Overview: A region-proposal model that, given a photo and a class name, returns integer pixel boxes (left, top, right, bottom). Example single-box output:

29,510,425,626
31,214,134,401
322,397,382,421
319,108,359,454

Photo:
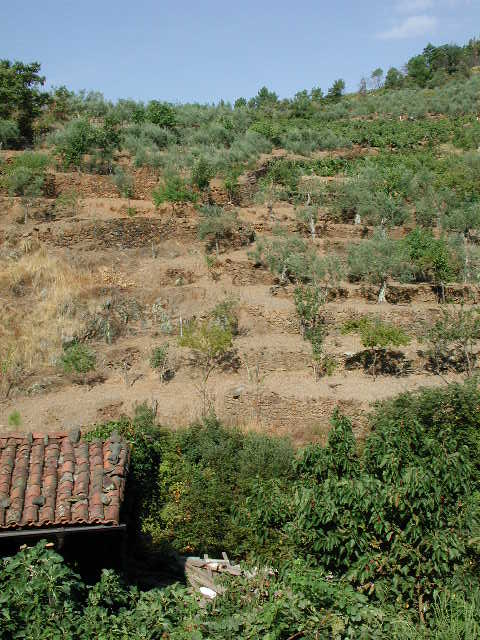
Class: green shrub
51,118,97,168
152,173,196,209
191,156,214,190
7,410,21,426
143,416,294,556
197,205,249,253
112,166,134,198
0,119,20,148
341,315,410,377
1,151,50,196
145,100,176,128
422,305,480,375
60,343,96,374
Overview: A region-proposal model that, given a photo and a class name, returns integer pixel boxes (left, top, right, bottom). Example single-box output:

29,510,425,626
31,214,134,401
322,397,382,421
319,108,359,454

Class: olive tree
348,232,413,303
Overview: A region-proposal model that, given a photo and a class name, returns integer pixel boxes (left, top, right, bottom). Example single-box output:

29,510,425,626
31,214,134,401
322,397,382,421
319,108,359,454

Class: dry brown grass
0,246,100,394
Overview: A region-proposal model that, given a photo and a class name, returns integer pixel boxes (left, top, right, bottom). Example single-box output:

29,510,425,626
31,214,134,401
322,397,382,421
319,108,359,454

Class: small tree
294,285,336,379
2,152,49,223
191,156,214,191
348,232,413,303
197,205,248,254
371,67,384,89
403,228,459,301
326,78,346,101
113,166,134,211
145,100,176,128
441,203,480,283
178,319,233,415
0,60,49,142
422,306,480,376
295,203,319,240
150,344,171,382
342,316,410,378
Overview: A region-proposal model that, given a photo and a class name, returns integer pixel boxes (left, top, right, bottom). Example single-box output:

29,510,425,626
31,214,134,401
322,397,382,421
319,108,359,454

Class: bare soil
0,157,475,444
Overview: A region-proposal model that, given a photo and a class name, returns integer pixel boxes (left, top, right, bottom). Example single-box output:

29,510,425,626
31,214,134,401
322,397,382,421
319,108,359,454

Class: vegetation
4,34,480,640
342,315,411,378
60,343,96,374
3,382,480,637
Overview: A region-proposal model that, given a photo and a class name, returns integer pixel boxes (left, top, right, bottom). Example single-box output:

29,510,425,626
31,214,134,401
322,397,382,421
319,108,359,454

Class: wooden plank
0,524,127,539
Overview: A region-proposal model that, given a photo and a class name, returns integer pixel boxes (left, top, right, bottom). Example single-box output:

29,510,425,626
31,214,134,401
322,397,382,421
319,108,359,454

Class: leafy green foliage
60,343,96,374
152,173,196,209
143,416,294,556
84,403,166,529
112,166,134,198
348,231,413,301
0,119,20,148
1,151,49,196
251,228,342,286
403,228,459,285
145,100,176,128
197,205,250,252
342,315,410,377
7,409,21,426
150,344,169,370
0,60,49,142
422,305,480,375
191,155,214,190
52,117,120,171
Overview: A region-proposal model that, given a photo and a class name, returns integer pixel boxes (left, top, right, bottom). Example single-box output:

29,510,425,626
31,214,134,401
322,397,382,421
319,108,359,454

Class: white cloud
396,0,435,12
378,14,438,39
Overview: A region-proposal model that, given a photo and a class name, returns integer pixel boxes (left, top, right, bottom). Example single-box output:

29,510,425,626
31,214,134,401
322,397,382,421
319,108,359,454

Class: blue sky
1,0,479,103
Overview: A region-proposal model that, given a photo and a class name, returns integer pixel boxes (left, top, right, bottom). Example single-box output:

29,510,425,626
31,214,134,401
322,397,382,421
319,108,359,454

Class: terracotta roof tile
0,431,130,530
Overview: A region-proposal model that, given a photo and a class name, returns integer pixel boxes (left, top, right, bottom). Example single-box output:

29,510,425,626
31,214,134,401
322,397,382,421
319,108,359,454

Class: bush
191,156,214,190
197,205,250,253
51,118,97,168
1,151,50,196
152,173,196,209
422,305,480,375
60,343,96,374
0,119,20,148
145,101,176,128
143,416,294,556
342,315,410,377
112,166,134,198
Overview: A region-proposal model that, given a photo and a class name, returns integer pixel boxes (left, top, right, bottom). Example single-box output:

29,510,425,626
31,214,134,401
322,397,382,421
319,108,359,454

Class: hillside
1,38,480,639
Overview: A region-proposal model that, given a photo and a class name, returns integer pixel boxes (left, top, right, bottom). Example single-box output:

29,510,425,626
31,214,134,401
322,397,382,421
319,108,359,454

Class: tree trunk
377,281,387,304
309,215,316,240
464,232,469,284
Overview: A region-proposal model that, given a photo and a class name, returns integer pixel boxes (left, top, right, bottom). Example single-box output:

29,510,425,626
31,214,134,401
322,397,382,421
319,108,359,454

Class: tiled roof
0,430,130,530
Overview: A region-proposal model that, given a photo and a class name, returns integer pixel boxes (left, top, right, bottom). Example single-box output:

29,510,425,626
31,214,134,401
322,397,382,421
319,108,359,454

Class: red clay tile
0,432,130,530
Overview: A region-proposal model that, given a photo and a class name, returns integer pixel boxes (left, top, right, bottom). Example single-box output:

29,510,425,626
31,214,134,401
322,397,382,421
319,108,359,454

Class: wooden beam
0,524,127,540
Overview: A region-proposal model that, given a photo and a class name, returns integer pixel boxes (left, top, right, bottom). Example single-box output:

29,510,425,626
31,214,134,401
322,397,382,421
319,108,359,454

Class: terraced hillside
2,42,480,443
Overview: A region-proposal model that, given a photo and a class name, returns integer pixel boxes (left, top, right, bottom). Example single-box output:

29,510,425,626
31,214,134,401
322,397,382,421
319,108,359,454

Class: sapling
150,344,171,382
348,231,413,303
422,305,480,376
342,316,410,378
178,319,233,415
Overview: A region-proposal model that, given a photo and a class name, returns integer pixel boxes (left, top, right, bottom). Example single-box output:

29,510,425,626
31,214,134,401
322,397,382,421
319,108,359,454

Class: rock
68,428,81,444
231,385,245,399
